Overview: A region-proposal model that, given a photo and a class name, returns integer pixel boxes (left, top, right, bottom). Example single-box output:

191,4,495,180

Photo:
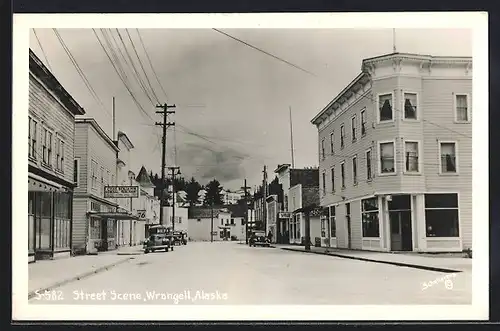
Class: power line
52,28,110,118
213,29,471,141
125,28,160,104
135,29,169,101
92,28,153,122
212,28,317,77
33,29,52,72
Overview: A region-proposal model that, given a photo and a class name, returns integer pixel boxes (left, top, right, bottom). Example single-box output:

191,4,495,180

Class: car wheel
144,249,149,254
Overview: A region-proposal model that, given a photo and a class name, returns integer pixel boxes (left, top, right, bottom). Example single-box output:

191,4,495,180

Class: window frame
340,161,346,189
403,139,422,174
340,124,345,149
424,193,460,238
376,92,395,124
91,159,98,190
360,108,367,136
55,136,66,173
365,149,372,181
329,205,336,238
41,125,54,167
352,155,358,186
351,115,357,142
74,158,80,187
321,138,325,160
330,131,334,154
377,139,397,176
453,93,471,123
361,197,380,238
438,140,459,175
330,166,335,193
322,170,326,195
28,116,38,160
402,91,419,121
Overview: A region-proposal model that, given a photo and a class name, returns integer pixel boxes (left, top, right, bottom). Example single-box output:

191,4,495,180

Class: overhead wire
33,29,52,72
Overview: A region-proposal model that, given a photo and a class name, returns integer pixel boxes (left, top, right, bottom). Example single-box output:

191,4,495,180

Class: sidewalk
274,244,472,273
28,254,136,299
98,244,144,256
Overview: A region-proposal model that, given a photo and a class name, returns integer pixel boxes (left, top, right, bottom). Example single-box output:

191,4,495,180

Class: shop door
101,219,108,251
388,195,413,251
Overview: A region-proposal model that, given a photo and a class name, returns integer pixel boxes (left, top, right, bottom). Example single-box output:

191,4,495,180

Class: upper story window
322,171,326,194
321,138,325,160
73,158,80,186
360,109,367,136
352,156,358,185
55,137,65,172
379,141,395,174
365,149,372,180
440,142,457,174
351,115,357,142
454,94,470,122
404,141,420,173
100,167,105,195
404,92,418,120
330,167,335,193
340,124,345,149
330,131,334,154
378,93,393,122
42,127,53,166
28,116,38,159
91,160,98,189
340,161,346,189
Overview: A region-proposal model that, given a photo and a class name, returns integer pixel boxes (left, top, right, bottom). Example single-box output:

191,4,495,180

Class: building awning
87,211,140,220
28,173,68,193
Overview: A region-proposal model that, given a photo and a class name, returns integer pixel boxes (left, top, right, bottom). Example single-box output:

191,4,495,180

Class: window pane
362,211,380,237
379,94,393,121
456,95,468,121
362,198,378,211
380,142,394,173
404,93,417,119
425,194,458,208
388,195,411,210
40,192,52,217
29,215,35,251
40,217,51,249
330,216,336,237
425,209,459,237
405,142,419,172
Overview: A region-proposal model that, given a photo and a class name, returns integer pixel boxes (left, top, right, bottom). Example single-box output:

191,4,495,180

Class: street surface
29,242,471,305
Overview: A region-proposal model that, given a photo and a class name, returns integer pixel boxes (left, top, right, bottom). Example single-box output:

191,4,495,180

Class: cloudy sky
29,28,472,191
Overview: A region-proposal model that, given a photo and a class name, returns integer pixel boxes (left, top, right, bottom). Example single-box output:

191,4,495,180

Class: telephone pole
241,179,251,244
155,103,176,226
262,165,268,233
168,166,181,251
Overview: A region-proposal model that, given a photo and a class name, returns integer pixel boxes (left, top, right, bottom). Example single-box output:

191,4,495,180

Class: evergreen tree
186,177,202,206
204,179,224,206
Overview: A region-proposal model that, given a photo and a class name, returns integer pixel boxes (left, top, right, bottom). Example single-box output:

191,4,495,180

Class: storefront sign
104,186,139,198
278,212,291,219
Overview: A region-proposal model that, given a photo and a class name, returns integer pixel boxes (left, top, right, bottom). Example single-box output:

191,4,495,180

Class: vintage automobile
172,231,188,245
143,225,173,253
249,230,271,247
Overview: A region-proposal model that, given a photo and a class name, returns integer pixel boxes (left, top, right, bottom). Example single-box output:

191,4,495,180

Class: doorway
388,195,413,251
100,218,108,251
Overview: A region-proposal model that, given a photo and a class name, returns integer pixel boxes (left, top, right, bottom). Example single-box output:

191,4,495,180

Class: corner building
311,53,472,253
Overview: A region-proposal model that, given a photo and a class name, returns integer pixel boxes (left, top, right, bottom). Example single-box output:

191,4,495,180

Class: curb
28,257,135,300
117,252,144,256
280,248,462,274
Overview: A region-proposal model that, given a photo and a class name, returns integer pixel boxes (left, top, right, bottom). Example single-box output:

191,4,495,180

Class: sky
29,28,472,191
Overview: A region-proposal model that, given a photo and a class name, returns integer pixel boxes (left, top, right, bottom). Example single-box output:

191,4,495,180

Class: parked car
249,230,271,247
172,231,188,245
144,225,173,253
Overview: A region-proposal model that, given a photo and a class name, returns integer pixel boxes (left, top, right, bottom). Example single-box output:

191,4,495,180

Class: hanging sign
104,185,140,198
278,212,291,219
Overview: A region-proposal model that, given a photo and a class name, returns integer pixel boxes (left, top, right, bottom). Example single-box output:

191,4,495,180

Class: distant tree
204,179,224,206
186,177,202,206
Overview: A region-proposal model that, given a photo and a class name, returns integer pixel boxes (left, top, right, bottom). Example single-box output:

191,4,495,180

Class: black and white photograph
12,12,488,320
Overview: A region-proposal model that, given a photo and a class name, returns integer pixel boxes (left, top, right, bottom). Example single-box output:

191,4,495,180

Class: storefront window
37,192,52,250
425,194,460,237
107,219,114,238
28,192,35,251
362,198,380,237
53,192,71,249
90,217,101,239
329,206,336,238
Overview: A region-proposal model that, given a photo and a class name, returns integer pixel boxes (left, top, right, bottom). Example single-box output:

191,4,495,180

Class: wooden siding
72,198,88,252
422,78,472,249
28,74,76,185
73,125,89,194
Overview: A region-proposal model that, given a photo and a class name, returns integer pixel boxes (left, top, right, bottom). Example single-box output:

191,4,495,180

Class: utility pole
210,203,214,243
289,106,295,169
262,165,268,233
241,179,251,244
168,166,181,251
155,103,176,226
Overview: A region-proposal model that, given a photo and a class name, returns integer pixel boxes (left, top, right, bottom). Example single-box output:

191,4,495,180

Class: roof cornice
76,117,119,152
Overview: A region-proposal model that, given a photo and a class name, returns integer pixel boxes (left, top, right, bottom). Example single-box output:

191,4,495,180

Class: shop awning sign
104,185,139,198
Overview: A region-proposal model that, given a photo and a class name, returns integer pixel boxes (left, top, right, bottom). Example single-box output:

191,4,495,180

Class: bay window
404,92,418,119
378,93,393,122
362,197,379,237
425,193,459,237
440,142,457,173
405,141,419,172
379,141,395,174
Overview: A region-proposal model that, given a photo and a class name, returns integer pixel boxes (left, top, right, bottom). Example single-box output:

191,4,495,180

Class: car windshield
254,232,265,237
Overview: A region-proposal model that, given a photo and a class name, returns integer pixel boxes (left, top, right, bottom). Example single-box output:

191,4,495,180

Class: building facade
311,53,472,253
73,118,139,254
135,166,159,243
28,49,86,262
187,207,232,241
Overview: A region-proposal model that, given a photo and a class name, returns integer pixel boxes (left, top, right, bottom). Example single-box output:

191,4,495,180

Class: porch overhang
28,173,70,193
87,211,140,220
